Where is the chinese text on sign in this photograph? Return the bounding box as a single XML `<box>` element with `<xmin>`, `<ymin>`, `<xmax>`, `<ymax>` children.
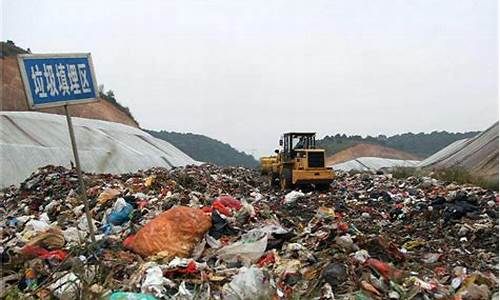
<box><xmin>18</xmin><ymin>54</ymin><xmax>98</xmax><ymax>109</ymax></box>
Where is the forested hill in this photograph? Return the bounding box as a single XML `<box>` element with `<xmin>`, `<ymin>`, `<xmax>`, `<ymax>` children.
<box><xmin>318</xmin><ymin>131</ymin><xmax>480</xmax><ymax>158</ymax></box>
<box><xmin>147</xmin><ymin>129</ymin><xmax>479</xmax><ymax>168</ymax></box>
<box><xmin>146</xmin><ymin>130</ymin><xmax>258</xmax><ymax>168</ymax></box>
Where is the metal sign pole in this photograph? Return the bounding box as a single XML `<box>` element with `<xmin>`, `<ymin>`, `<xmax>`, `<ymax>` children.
<box><xmin>64</xmin><ymin>105</ymin><xmax>96</xmax><ymax>243</ymax></box>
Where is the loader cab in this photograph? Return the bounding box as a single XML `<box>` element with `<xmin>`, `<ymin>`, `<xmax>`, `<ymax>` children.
<box><xmin>281</xmin><ymin>132</ymin><xmax>317</xmax><ymax>160</ymax></box>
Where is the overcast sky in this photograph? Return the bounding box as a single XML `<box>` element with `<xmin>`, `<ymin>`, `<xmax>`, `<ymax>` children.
<box><xmin>2</xmin><ymin>0</ymin><xmax>498</xmax><ymax>157</ymax></box>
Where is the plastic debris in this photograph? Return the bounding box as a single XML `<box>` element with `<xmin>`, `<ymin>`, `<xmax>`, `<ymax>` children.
<box><xmin>222</xmin><ymin>266</ymin><xmax>273</xmax><ymax>300</ymax></box>
<box><xmin>217</xmin><ymin>231</ymin><xmax>268</xmax><ymax>265</ymax></box>
<box><xmin>0</xmin><ymin>164</ymin><xmax>497</xmax><ymax>299</ymax></box>
<box><xmin>284</xmin><ymin>190</ymin><xmax>305</xmax><ymax>204</ymax></box>
<box><xmin>141</xmin><ymin>265</ymin><xmax>172</xmax><ymax>298</ymax></box>
<box><xmin>97</xmin><ymin>188</ymin><xmax>121</xmax><ymax>205</ymax></box>
<box><xmin>48</xmin><ymin>272</ymin><xmax>80</xmax><ymax>300</ymax></box>
<box><xmin>322</xmin><ymin>262</ymin><xmax>347</xmax><ymax>287</ymax></box>
<box><xmin>107</xmin><ymin>198</ymin><xmax>133</xmax><ymax>225</ymax></box>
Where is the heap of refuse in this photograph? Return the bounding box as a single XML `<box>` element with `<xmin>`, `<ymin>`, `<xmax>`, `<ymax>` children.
<box><xmin>1</xmin><ymin>164</ymin><xmax>498</xmax><ymax>299</ymax></box>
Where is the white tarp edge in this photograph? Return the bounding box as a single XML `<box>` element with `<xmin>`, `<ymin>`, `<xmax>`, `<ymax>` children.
<box><xmin>330</xmin><ymin>157</ymin><xmax>420</xmax><ymax>172</ymax></box>
<box><xmin>0</xmin><ymin>111</ymin><xmax>200</xmax><ymax>188</ymax></box>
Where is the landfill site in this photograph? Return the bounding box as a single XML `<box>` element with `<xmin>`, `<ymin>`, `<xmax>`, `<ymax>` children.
<box><xmin>1</xmin><ymin>4</ymin><xmax>500</xmax><ymax>299</ymax></box>
<box><xmin>1</xmin><ymin>40</ymin><xmax>499</xmax><ymax>300</ymax></box>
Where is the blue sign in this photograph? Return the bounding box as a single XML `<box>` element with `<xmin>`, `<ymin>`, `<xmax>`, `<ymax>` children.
<box><xmin>18</xmin><ymin>53</ymin><xmax>99</xmax><ymax>109</ymax></box>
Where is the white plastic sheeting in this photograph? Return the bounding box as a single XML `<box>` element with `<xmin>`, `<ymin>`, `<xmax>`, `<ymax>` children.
<box><xmin>418</xmin><ymin>122</ymin><xmax>498</xmax><ymax>179</ymax></box>
<box><xmin>331</xmin><ymin>157</ymin><xmax>420</xmax><ymax>172</ymax></box>
<box><xmin>417</xmin><ymin>139</ymin><xmax>469</xmax><ymax>167</ymax></box>
<box><xmin>0</xmin><ymin>111</ymin><xmax>198</xmax><ymax>188</ymax></box>
<box><xmin>418</xmin><ymin>122</ymin><xmax>498</xmax><ymax>169</ymax></box>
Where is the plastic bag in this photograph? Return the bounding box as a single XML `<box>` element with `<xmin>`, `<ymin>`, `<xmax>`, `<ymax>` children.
<box><xmin>209</xmin><ymin>210</ymin><xmax>238</xmax><ymax>239</ymax></box>
<box><xmin>77</xmin><ymin>215</ymin><xmax>97</xmax><ymax>233</ymax></box>
<box><xmin>63</xmin><ymin>227</ymin><xmax>87</xmax><ymax>244</ymax></box>
<box><xmin>316</xmin><ymin>206</ymin><xmax>336</xmax><ymax>219</ymax></box>
<box><xmin>107</xmin><ymin>198</ymin><xmax>133</xmax><ymax>225</ymax></box>
<box><xmin>216</xmin><ymin>195</ymin><xmax>242</xmax><ymax>209</ymax></box>
<box><xmin>127</xmin><ymin>206</ymin><xmax>212</xmax><ymax>258</ymax></box>
<box><xmin>222</xmin><ymin>267</ymin><xmax>273</xmax><ymax>300</ymax></box>
<box><xmin>284</xmin><ymin>190</ymin><xmax>305</xmax><ymax>204</ymax></box>
<box><xmin>364</xmin><ymin>258</ymin><xmax>403</xmax><ymax>281</ymax></box>
<box><xmin>165</xmin><ymin>257</ymin><xmax>207</xmax><ymax>275</ymax></box>
<box><xmin>323</xmin><ymin>262</ymin><xmax>347</xmax><ymax>287</ymax></box>
<box><xmin>174</xmin><ymin>281</ymin><xmax>193</xmax><ymax>299</ymax></box>
<box><xmin>141</xmin><ymin>265</ymin><xmax>172</xmax><ymax>298</ymax></box>
<box><xmin>246</xmin><ymin>224</ymin><xmax>288</xmax><ymax>237</ymax></box>
<box><xmin>211</xmin><ymin>195</ymin><xmax>241</xmax><ymax>217</ymax></box>
<box><xmin>21</xmin><ymin>245</ymin><xmax>68</xmax><ymax>261</ymax></box>
<box><xmin>23</xmin><ymin>219</ymin><xmax>51</xmax><ymax>234</ymax></box>
<box><xmin>97</xmin><ymin>188</ymin><xmax>121</xmax><ymax>205</ymax></box>
<box><xmin>217</xmin><ymin>231</ymin><xmax>267</xmax><ymax>265</ymax></box>
<box><xmin>352</xmin><ymin>249</ymin><xmax>370</xmax><ymax>263</ymax></box>
<box><xmin>239</xmin><ymin>199</ymin><xmax>256</xmax><ymax>218</ymax></box>
<box><xmin>48</xmin><ymin>272</ymin><xmax>80</xmax><ymax>300</ymax></box>
<box><xmin>335</xmin><ymin>234</ymin><xmax>355</xmax><ymax>252</ymax></box>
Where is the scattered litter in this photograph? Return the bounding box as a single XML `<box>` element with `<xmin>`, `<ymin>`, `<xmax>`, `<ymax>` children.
<box><xmin>0</xmin><ymin>164</ymin><xmax>497</xmax><ymax>299</ymax></box>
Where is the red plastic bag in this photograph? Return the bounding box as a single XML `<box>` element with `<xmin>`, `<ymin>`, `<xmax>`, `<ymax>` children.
<box><xmin>178</xmin><ymin>260</ymin><xmax>198</xmax><ymax>274</ymax></box>
<box><xmin>364</xmin><ymin>258</ymin><xmax>403</xmax><ymax>280</ymax></box>
<box><xmin>217</xmin><ymin>195</ymin><xmax>242</xmax><ymax>210</ymax></box>
<box><xmin>127</xmin><ymin>206</ymin><xmax>212</xmax><ymax>258</ymax></box>
<box><xmin>212</xmin><ymin>200</ymin><xmax>232</xmax><ymax>216</ymax></box>
<box><xmin>257</xmin><ymin>252</ymin><xmax>276</xmax><ymax>267</ymax></box>
<box><xmin>22</xmin><ymin>245</ymin><xmax>67</xmax><ymax>261</ymax></box>
<box><xmin>212</xmin><ymin>195</ymin><xmax>242</xmax><ymax>216</ymax></box>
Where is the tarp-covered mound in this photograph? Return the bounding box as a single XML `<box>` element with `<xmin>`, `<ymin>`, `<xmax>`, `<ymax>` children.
<box><xmin>419</xmin><ymin>122</ymin><xmax>499</xmax><ymax>181</ymax></box>
<box><xmin>330</xmin><ymin>157</ymin><xmax>420</xmax><ymax>172</ymax></box>
<box><xmin>0</xmin><ymin>111</ymin><xmax>199</xmax><ymax>188</ymax></box>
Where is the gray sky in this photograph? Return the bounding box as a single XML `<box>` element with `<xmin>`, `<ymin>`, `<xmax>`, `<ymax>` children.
<box><xmin>2</xmin><ymin>0</ymin><xmax>498</xmax><ymax>158</ymax></box>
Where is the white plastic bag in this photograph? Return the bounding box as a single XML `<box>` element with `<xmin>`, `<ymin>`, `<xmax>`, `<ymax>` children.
<box><xmin>141</xmin><ymin>265</ymin><xmax>173</xmax><ymax>298</ymax></box>
<box><xmin>63</xmin><ymin>227</ymin><xmax>87</xmax><ymax>244</ymax></box>
<box><xmin>243</xmin><ymin>224</ymin><xmax>288</xmax><ymax>240</ymax></box>
<box><xmin>24</xmin><ymin>219</ymin><xmax>50</xmax><ymax>232</ymax></box>
<box><xmin>49</xmin><ymin>272</ymin><xmax>80</xmax><ymax>300</ymax></box>
<box><xmin>77</xmin><ymin>215</ymin><xmax>97</xmax><ymax>233</ymax></box>
<box><xmin>217</xmin><ymin>232</ymin><xmax>267</xmax><ymax>265</ymax></box>
<box><xmin>284</xmin><ymin>190</ymin><xmax>305</xmax><ymax>204</ymax></box>
<box><xmin>222</xmin><ymin>267</ymin><xmax>273</xmax><ymax>300</ymax></box>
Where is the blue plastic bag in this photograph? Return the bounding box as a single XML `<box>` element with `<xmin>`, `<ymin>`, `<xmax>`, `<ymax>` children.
<box><xmin>107</xmin><ymin>198</ymin><xmax>133</xmax><ymax>225</ymax></box>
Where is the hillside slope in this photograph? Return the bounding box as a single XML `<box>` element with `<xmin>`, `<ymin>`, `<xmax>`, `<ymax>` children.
<box><xmin>0</xmin><ymin>41</ymin><xmax>139</xmax><ymax>128</ymax></box>
<box><xmin>147</xmin><ymin>130</ymin><xmax>258</xmax><ymax>168</ymax></box>
<box><xmin>326</xmin><ymin>143</ymin><xmax>420</xmax><ymax>165</ymax></box>
<box><xmin>318</xmin><ymin>131</ymin><xmax>479</xmax><ymax>158</ymax></box>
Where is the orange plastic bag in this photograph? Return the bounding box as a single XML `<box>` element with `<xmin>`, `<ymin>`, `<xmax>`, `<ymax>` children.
<box><xmin>127</xmin><ymin>206</ymin><xmax>212</xmax><ymax>258</ymax></box>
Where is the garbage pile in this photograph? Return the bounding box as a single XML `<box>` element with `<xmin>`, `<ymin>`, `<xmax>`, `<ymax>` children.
<box><xmin>1</xmin><ymin>164</ymin><xmax>498</xmax><ymax>299</ymax></box>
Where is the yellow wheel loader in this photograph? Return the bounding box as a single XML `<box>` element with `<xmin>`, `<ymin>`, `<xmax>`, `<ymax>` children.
<box><xmin>260</xmin><ymin>132</ymin><xmax>335</xmax><ymax>190</ymax></box>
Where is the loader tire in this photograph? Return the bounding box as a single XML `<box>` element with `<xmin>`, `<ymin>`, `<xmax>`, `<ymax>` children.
<box><xmin>317</xmin><ymin>183</ymin><xmax>331</xmax><ymax>191</ymax></box>
<box><xmin>280</xmin><ymin>168</ymin><xmax>292</xmax><ymax>191</ymax></box>
<box><xmin>268</xmin><ymin>174</ymin><xmax>277</xmax><ymax>186</ymax></box>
